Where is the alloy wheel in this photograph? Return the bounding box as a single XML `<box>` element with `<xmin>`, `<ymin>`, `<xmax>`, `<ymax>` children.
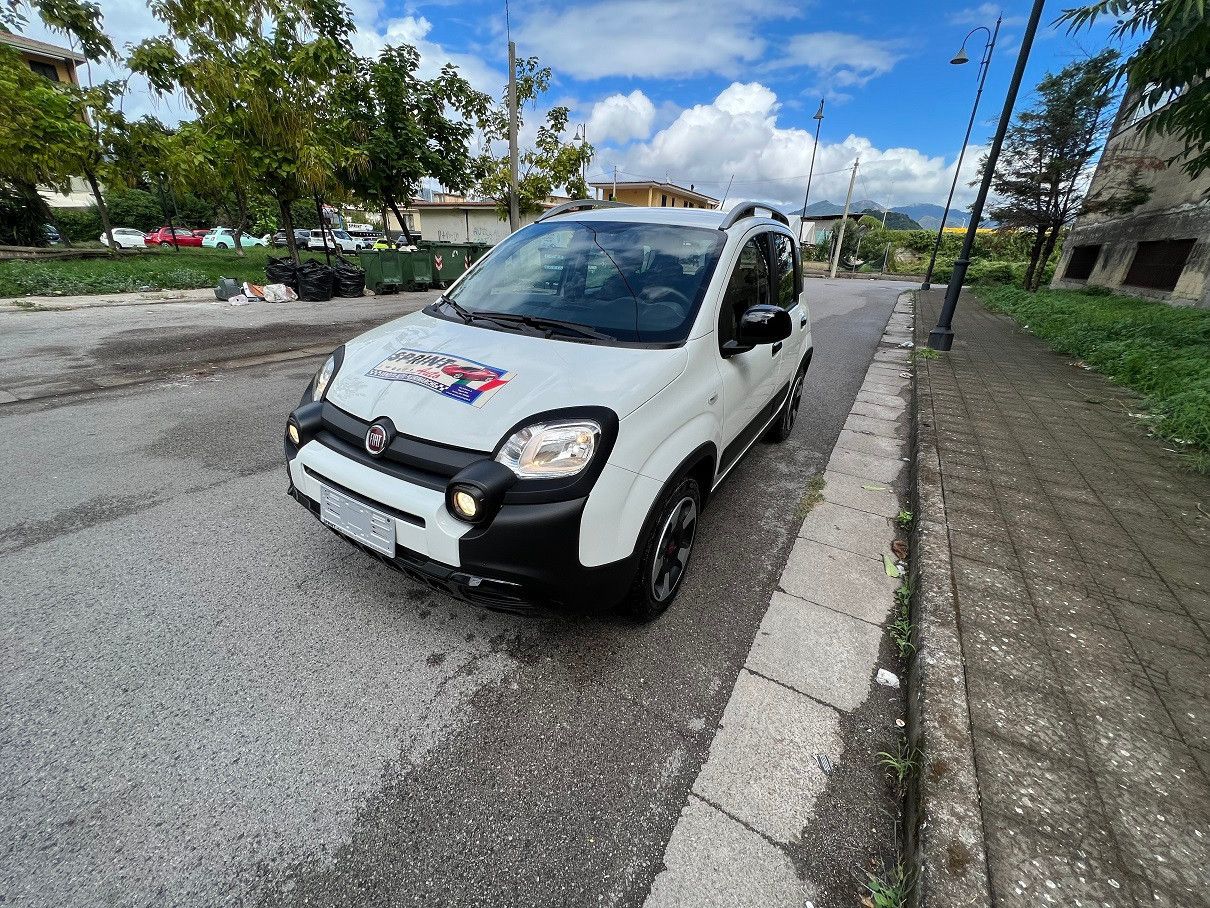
<box><xmin>650</xmin><ymin>496</ymin><xmax>697</xmax><ymax>602</ymax></box>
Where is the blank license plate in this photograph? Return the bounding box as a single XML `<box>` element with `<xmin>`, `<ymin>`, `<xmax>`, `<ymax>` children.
<box><xmin>319</xmin><ymin>485</ymin><xmax>396</xmax><ymax>556</ymax></box>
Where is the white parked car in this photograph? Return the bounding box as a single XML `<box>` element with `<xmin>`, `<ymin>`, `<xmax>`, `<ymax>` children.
<box><xmin>308</xmin><ymin>228</ymin><xmax>368</xmax><ymax>253</ymax></box>
<box><xmin>100</xmin><ymin>228</ymin><xmax>146</xmax><ymax>248</ymax></box>
<box><xmin>201</xmin><ymin>228</ymin><xmax>267</xmax><ymax>249</ymax></box>
<box><xmin>284</xmin><ymin>200</ymin><xmax>813</xmax><ymax>620</ymax></box>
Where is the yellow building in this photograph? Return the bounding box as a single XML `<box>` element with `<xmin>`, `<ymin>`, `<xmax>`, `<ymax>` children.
<box><xmin>1</xmin><ymin>31</ymin><xmax>93</xmax><ymax>208</ymax></box>
<box><xmin>0</xmin><ymin>30</ymin><xmax>84</xmax><ymax>86</ymax></box>
<box><xmin>589</xmin><ymin>180</ymin><xmax>718</xmax><ymax>209</ymax></box>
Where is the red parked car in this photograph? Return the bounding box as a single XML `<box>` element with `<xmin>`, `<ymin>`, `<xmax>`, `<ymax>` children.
<box><xmin>145</xmin><ymin>227</ymin><xmax>204</xmax><ymax>247</ymax></box>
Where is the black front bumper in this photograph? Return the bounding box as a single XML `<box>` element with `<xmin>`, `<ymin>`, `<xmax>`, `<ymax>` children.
<box><xmin>289</xmin><ymin>483</ymin><xmax>637</xmax><ymax>614</ymax></box>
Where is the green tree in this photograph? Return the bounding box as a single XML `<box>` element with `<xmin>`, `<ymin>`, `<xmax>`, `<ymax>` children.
<box><xmin>473</xmin><ymin>55</ymin><xmax>593</xmax><ymax>218</ymax></box>
<box><xmin>1060</xmin><ymin>0</ymin><xmax>1210</xmax><ymax>180</ymax></box>
<box><xmin>341</xmin><ymin>45</ymin><xmax>489</xmax><ymax>244</ymax></box>
<box><xmin>130</xmin><ymin>0</ymin><xmax>360</xmax><ymax>260</ymax></box>
<box><xmin>0</xmin><ymin>34</ymin><xmax>129</xmax><ymax>252</ymax></box>
<box><xmin>986</xmin><ymin>50</ymin><xmax>1119</xmax><ymax>290</ymax></box>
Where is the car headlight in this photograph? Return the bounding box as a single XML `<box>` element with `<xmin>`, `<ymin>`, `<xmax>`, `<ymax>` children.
<box><xmin>495</xmin><ymin>419</ymin><xmax>601</xmax><ymax>478</ymax></box>
<box><xmin>313</xmin><ymin>353</ymin><xmax>338</xmax><ymax>401</ymax></box>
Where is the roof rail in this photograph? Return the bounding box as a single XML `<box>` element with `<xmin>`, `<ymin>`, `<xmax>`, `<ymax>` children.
<box><xmin>718</xmin><ymin>201</ymin><xmax>791</xmax><ymax>231</ymax></box>
<box><xmin>535</xmin><ymin>199</ymin><xmax>632</xmax><ymax>223</ymax></box>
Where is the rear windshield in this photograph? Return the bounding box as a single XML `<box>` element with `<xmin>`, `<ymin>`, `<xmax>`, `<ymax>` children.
<box><xmin>445</xmin><ymin>220</ymin><xmax>727</xmax><ymax>344</ymax></box>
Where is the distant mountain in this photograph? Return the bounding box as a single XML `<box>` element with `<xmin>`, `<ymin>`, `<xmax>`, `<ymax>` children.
<box><xmin>890</xmin><ymin>203</ymin><xmax>971</xmax><ymax>231</ymax></box>
<box><xmin>797</xmin><ymin>199</ymin><xmax>881</xmax><ymax>217</ymax></box>
<box><xmin>861</xmin><ymin>208</ymin><xmax>921</xmax><ymax>230</ymax></box>
<box><xmin>794</xmin><ymin>199</ymin><xmax>971</xmax><ymax>231</ymax></box>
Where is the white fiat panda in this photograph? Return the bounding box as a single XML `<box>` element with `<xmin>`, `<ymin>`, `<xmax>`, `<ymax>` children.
<box><xmin>285</xmin><ymin>200</ymin><xmax>813</xmax><ymax>620</ymax></box>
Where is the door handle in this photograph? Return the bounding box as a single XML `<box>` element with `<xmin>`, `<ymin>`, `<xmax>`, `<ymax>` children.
<box><xmin>799</xmin><ymin>316</ymin><xmax>808</xmax><ymax>328</ymax></box>
<box><xmin>772</xmin><ymin>342</ymin><xmax>783</xmax><ymax>356</ymax></box>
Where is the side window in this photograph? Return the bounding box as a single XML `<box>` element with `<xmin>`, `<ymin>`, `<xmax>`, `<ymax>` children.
<box><xmin>773</xmin><ymin>234</ymin><xmax>800</xmax><ymax>310</ymax></box>
<box><xmin>718</xmin><ymin>235</ymin><xmax>771</xmax><ymax>350</ymax></box>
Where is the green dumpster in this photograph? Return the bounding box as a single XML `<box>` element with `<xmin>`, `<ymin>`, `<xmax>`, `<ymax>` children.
<box><xmin>358</xmin><ymin>249</ymin><xmax>406</xmax><ymax>293</ymax></box>
<box><xmin>425</xmin><ymin>242</ymin><xmax>474</xmax><ymax>287</ymax></box>
<box><xmin>404</xmin><ymin>250</ymin><xmax>434</xmax><ymax>290</ymax></box>
<box><xmin>358</xmin><ymin>250</ymin><xmax>383</xmax><ymax>292</ymax></box>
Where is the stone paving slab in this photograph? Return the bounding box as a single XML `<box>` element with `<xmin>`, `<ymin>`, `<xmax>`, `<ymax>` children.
<box><xmin>820</xmin><ymin>471</ymin><xmax>900</xmax><ymax>518</ymax></box>
<box><xmin>692</xmin><ymin>670</ymin><xmax>841</xmax><ymax>844</ymax></box>
<box><xmin>913</xmin><ymin>289</ymin><xmax>1210</xmax><ymax>908</ymax></box>
<box><xmin>644</xmin><ymin>796</ymin><xmax>814</xmax><ymax>908</ymax></box>
<box><xmin>747</xmin><ymin>593</ymin><xmax>884</xmax><ymax>710</ymax></box>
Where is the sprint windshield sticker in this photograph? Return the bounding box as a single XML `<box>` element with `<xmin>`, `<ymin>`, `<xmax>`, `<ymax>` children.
<box><xmin>366</xmin><ymin>348</ymin><xmax>515</xmax><ymax>407</ymax></box>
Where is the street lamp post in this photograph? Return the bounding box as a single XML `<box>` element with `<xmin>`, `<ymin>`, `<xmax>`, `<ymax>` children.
<box><xmin>921</xmin><ymin>16</ymin><xmax>1001</xmax><ymax>291</ymax></box>
<box><xmin>928</xmin><ymin>0</ymin><xmax>1046</xmax><ymax>350</ymax></box>
<box><xmin>799</xmin><ymin>99</ymin><xmax>825</xmax><ymax>240</ymax></box>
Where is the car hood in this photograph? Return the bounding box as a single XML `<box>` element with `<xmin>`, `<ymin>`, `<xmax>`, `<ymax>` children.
<box><xmin>325</xmin><ymin>310</ymin><xmax>687</xmax><ymax>451</ymax></box>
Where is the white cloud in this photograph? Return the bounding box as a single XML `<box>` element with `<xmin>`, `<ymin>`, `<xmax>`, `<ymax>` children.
<box><xmin>769</xmin><ymin>32</ymin><xmax>904</xmax><ymax>90</ymax></box>
<box><xmin>950</xmin><ymin>4</ymin><xmax>1026</xmax><ymax>28</ymax></box>
<box><xmin>352</xmin><ymin>13</ymin><xmax>504</xmax><ymax>94</ymax></box>
<box><xmin>586</xmin><ymin>90</ymin><xmax>657</xmax><ymax>144</ymax></box>
<box><xmin>516</xmin><ymin>0</ymin><xmax>781</xmax><ymax>79</ymax></box>
<box><xmin>601</xmin><ymin>81</ymin><xmax>987</xmax><ymax>211</ymax></box>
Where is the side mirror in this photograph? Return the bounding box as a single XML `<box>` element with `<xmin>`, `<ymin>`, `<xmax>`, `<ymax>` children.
<box><xmin>724</xmin><ymin>304</ymin><xmax>791</xmax><ymax>356</ymax></box>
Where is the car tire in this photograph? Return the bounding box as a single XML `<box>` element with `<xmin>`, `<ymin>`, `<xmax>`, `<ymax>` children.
<box><xmin>619</xmin><ymin>475</ymin><xmax>701</xmax><ymax>622</ymax></box>
<box><xmin>766</xmin><ymin>362</ymin><xmax>807</xmax><ymax>443</ymax></box>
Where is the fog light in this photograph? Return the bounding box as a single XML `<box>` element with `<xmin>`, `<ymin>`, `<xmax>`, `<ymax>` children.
<box><xmin>452</xmin><ymin>489</ymin><xmax>480</xmax><ymax>520</ymax></box>
<box><xmin>287</xmin><ymin>423</ymin><xmax>301</xmax><ymax>445</ymax></box>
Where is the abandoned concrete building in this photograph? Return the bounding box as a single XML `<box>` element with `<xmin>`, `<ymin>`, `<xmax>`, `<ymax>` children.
<box><xmin>1052</xmin><ymin>87</ymin><xmax>1209</xmax><ymax>307</ymax></box>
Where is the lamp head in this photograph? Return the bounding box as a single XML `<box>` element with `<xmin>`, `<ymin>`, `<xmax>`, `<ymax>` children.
<box><xmin>812</xmin><ymin>99</ymin><xmax>825</xmax><ymax>120</ymax></box>
<box><xmin>950</xmin><ymin>47</ymin><xmax>970</xmax><ymax>65</ymax></box>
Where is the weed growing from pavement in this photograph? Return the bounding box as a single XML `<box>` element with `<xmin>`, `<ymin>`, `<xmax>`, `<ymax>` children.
<box><xmin>864</xmin><ymin>862</ymin><xmax>913</xmax><ymax>908</ymax></box>
<box><xmin>795</xmin><ymin>473</ymin><xmax>826</xmax><ymax>520</ymax></box>
<box><xmin>981</xmin><ymin>284</ymin><xmax>1210</xmax><ymax>466</ymax></box>
<box><xmin>912</xmin><ymin>347</ymin><xmax>940</xmax><ymax>361</ymax></box>
<box><xmin>877</xmin><ymin>738</ymin><xmax>919</xmax><ymax>789</ymax></box>
<box><xmin>895</xmin><ymin>509</ymin><xmax>913</xmax><ymax>527</ymax></box>
<box><xmin>888</xmin><ymin>606</ymin><xmax>915</xmax><ymax>659</ymax></box>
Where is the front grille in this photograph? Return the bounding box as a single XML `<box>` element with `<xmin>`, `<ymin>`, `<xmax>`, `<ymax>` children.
<box><xmin>320</xmin><ymin>402</ymin><xmax>487</xmax><ymax>486</ymax></box>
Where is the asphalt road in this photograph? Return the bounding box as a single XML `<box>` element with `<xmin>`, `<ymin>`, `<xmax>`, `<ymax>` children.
<box><xmin>0</xmin><ymin>279</ymin><xmax>909</xmax><ymax>907</ymax></box>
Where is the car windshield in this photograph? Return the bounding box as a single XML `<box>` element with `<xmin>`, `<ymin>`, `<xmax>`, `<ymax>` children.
<box><xmin>445</xmin><ymin>220</ymin><xmax>726</xmax><ymax>343</ymax></box>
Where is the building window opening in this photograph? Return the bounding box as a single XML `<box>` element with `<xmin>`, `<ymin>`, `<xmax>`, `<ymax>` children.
<box><xmin>1064</xmin><ymin>244</ymin><xmax>1101</xmax><ymax>281</ymax></box>
<box><xmin>1123</xmin><ymin>238</ymin><xmax>1195</xmax><ymax>292</ymax></box>
<box><xmin>28</xmin><ymin>61</ymin><xmax>60</xmax><ymax>81</ymax></box>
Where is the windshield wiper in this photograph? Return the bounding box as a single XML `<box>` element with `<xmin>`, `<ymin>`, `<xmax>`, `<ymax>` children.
<box><xmin>478</xmin><ymin>312</ymin><xmax>615</xmax><ymax>340</ymax></box>
<box><xmin>437</xmin><ymin>297</ymin><xmax>540</xmax><ymax>334</ymax></box>
<box><xmin>437</xmin><ymin>295</ymin><xmax>473</xmax><ymax>323</ymax></box>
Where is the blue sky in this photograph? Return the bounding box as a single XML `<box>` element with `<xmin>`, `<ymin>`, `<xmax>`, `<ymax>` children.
<box><xmin>26</xmin><ymin>0</ymin><xmax>1127</xmax><ymax>210</ymax></box>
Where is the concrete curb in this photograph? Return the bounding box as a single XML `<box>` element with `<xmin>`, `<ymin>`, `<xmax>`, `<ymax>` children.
<box><xmin>643</xmin><ymin>293</ymin><xmax>914</xmax><ymax>908</ymax></box>
<box><xmin>904</xmin><ymin>294</ymin><xmax>991</xmax><ymax>908</ymax></box>
<box><xmin>0</xmin><ymin>286</ymin><xmax>218</xmax><ymax>312</ymax></box>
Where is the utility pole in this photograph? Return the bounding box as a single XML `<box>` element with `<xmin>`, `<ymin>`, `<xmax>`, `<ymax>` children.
<box><xmin>928</xmin><ymin>0</ymin><xmax>1044</xmax><ymax>350</ymax></box>
<box><xmin>611</xmin><ymin>164</ymin><xmax>617</xmax><ymax>201</ymax></box>
<box><xmin>829</xmin><ymin>159</ymin><xmax>859</xmax><ymax>279</ymax></box>
<box><xmin>506</xmin><ymin>40</ymin><xmax>520</xmax><ymax>232</ymax></box>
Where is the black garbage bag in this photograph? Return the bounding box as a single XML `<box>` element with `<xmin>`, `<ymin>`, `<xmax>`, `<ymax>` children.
<box><xmin>332</xmin><ymin>256</ymin><xmax>366</xmax><ymax>297</ymax></box>
<box><xmin>265</xmin><ymin>255</ymin><xmax>299</xmax><ymax>289</ymax></box>
<box><xmin>297</xmin><ymin>259</ymin><xmax>334</xmax><ymax>301</ymax></box>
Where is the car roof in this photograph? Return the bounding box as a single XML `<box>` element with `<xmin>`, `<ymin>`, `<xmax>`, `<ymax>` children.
<box><xmin>546</xmin><ymin>205</ymin><xmax>792</xmax><ymax>234</ymax></box>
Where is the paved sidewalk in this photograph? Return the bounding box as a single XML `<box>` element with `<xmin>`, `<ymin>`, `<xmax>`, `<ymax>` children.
<box><xmin>0</xmin><ymin>287</ymin><xmax>217</xmax><ymax>311</ymax></box>
<box><xmin>645</xmin><ymin>294</ymin><xmax>915</xmax><ymax>907</ymax></box>
<box><xmin>915</xmin><ymin>290</ymin><xmax>1209</xmax><ymax>908</ymax></box>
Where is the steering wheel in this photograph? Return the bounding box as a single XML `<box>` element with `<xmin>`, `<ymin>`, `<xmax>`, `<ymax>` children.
<box><xmin>643</xmin><ymin>286</ymin><xmax>692</xmax><ymax>321</ymax></box>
